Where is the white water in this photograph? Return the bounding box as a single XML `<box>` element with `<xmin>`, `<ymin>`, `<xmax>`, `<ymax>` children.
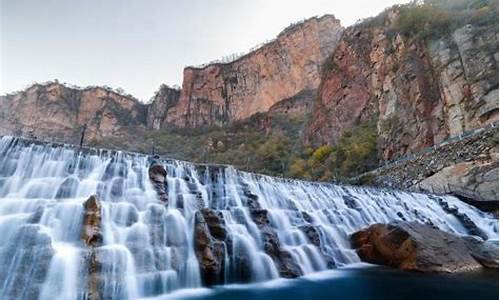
<box><xmin>0</xmin><ymin>136</ymin><xmax>497</xmax><ymax>300</ymax></box>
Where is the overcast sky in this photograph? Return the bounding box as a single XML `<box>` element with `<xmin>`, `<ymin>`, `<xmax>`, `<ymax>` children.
<box><xmin>1</xmin><ymin>0</ymin><xmax>408</xmax><ymax>101</ymax></box>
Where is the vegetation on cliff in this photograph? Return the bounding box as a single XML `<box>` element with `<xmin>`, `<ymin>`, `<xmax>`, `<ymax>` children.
<box><xmin>3</xmin><ymin>0</ymin><xmax>497</xmax><ymax>186</ymax></box>
<box><xmin>391</xmin><ymin>0</ymin><xmax>498</xmax><ymax>40</ymax></box>
<box><xmin>94</xmin><ymin>115</ymin><xmax>379</xmax><ymax>182</ymax></box>
<box><xmin>288</xmin><ymin>121</ymin><xmax>379</xmax><ymax>181</ymax></box>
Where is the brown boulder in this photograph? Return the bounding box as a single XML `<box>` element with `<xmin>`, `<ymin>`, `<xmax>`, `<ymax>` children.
<box><xmin>81</xmin><ymin>195</ymin><xmax>103</xmax><ymax>247</ymax></box>
<box><xmin>351</xmin><ymin>221</ymin><xmax>497</xmax><ymax>273</ymax></box>
<box><xmin>193</xmin><ymin>208</ymin><xmax>229</xmax><ymax>286</ymax></box>
<box><xmin>81</xmin><ymin>195</ymin><xmax>103</xmax><ymax>300</ymax></box>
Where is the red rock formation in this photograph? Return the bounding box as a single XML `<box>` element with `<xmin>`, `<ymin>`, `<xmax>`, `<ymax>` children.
<box><xmin>0</xmin><ymin>82</ymin><xmax>147</xmax><ymax>143</ymax></box>
<box><xmin>305</xmin><ymin>10</ymin><xmax>498</xmax><ymax>161</ymax></box>
<box><xmin>0</xmin><ymin>6</ymin><xmax>497</xmax><ymax>171</ymax></box>
<box><xmin>1</xmin><ymin>15</ymin><xmax>342</xmax><ymax>141</ymax></box>
<box><xmin>160</xmin><ymin>15</ymin><xmax>343</xmax><ymax>128</ymax></box>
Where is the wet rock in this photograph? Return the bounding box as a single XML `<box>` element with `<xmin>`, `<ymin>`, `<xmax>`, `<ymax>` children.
<box><xmin>27</xmin><ymin>205</ymin><xmax>45</xmax><ymax>223</ymax></box>
<box><xmin>342</xmin><ymin>195</ymin><xmax>360</xmax><ymax>210</ymax></box>
<box><xmin>436</xmin><ymin>198</ymin><xmax>488</xmax><ymax>240</ymax></box>
<box><xmin>462</xmin><ymin>236</ymin><xmax>499</xmax><ymax>269</ymax></box>
<box><xmin>261</xmin><ymin>229</ymin><xmax>303</xmax><ymax>278</ymax></box>
<box><xmin>110</xmin><ymin>177</ymin><xmax>125</xmax><ymax>199</ymax></box>
<box><xmin>55</xmin><ymin>176</ymin><xmax>79</xmax><ymax>199</ymax></box>
<box><xmin>243</xmin><ymin>189</ymin><xmax>261</xmax><ymax>210</ymax></box>
<box><xmin>144</xmin><ymin>204</ymin><xmax>168</xmax><ymax>246</ymax></box>
<box><xmin>102</xmin><ymin>161</ymin><xmax>128</xmax><ymax>180</ymax></box>
<box><xmin>148</xmin><ymin>162</ymin><xmax>168</xmax><ymax>204</ymax></box>
<box><xmin>301</xmin><ymin>211</ymin><xmax>313</xmax><ymax>223</ymax></box>
<box><xmin>193</xmin><ymin>208</ymin><xmax>229</xmax><ymax>286</ymax></box>
<box><xmin>299</xmin><ymin>225</ymin><xmax>321</xmax><ymax>247</ymax></box>
<box><xmin>299</xmin><ymin>225</ymin><xmax>336</xmax><ymax>268</ymax></box>
<box><xmin>81</xmin><ymin>195</ymin><xmax>103</xmax><ymax>300</ymax></box>
<box><xmin>249</xmin><ymin>208</ymin><xmax>302</xmax><ymax>278</ymax></box>
<box><xmin>351</xmin><ymin>221</ymin><xmax>495</xmax><ymax>273</ymax></box>
<box><xmin>201</xmin><ymin>208</ymin><xmax>227</xmax><ymax>241</ymax></box>
<box><xmin>249</xmin><ymin>209</ymin><xmax>270</xmax><ymax>226</ymax></box>
<box><xmin>81</xmin><ymin>195</ymin><xmax>103</xmax><ymax>247</ymax></box>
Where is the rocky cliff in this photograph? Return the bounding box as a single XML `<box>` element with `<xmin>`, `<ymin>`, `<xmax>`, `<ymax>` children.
<box><xmin>0</xmin><ymin>82</ymin><xmax>147</xmax><ymax>143</ymax></box>
<box><xmin>0</xmin><ymin>2</ymin><xmax>498</xmax><ymax>200</ymax></box>
<box><xmin>305</xmin><ymin>6</ymin><xmax>498</xmax><ymax>161</ymax></box>
<box><xmin>150</xmin><ymin>15</ymin><xmax>343</xmax><ymax>128</ymax></box>
<box><xmin>1</xmin><ymin>15</ymin><xmax>343</xmax><ymax>141</ymax></box>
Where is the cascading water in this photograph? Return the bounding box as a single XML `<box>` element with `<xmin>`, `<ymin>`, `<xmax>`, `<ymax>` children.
<box><xmin>0</xmin><ymin>136</ymin><xmax>497</xmax><ymax>299</ymax></box>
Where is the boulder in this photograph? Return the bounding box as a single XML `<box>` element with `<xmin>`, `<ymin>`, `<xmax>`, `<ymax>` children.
<box><xmin>299</xmin><ymin>224</ymin><xmax>336</xmax><ymax>268</ymax></box>
<box><xmin>81</xmin><ymin>195</ymin><xmax>103</xmax><ymax>247</ymax></box>
<box><xmin>148</xmin><ymin>162</ymin><xmax>168</xmax><ymax>204</ymax></box>
<box><xmin>351</xmin><ymin>221</ymin><xmax>497</xmax><ymax>273</ymax></box>
<box><xmin>249</xmin><ymin>208</ymin><xmax>303</xmax><ymax>278</ymax></box>
<box><xmin>193</xmin><ymin>208</ymin><xmax>229</xmax><ymax>286</ymax></box>
<box><xmin>81</xmin><ymin>195</ymin><xmax>103</xmax><ymax>300</ymax></box>
<box><xmin>462</xmin><ymin>236</ymin><xmax>499</xmax><ymax>269</ymax></box>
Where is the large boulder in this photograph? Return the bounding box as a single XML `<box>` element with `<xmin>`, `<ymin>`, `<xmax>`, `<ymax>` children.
<box><xmin>351</xmin><ymin>221</ymin><xmax>498</xmax><ymax>273</ymax></box>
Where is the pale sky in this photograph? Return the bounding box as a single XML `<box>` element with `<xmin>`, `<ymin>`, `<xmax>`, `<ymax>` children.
<box><xmin>1</xmin><ymin>0</ymin><xmax>409</xmax><ymax>101</ymax></box>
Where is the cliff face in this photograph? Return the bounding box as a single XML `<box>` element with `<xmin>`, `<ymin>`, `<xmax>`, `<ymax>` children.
<box><xmin>1</xmin><ymin>15</ymin><xmax>343</xmax><ymax>142</ymax></box>
<box><xmin>158</xmin><ymin>15</ymin><xmax>343</xmax><ymax>128</ymax></box>
<box><xmin>146</xmin><ymin>85</ymin><xmax>181</xmax><ymax>130</ymax></box>
<box><xmin>0</xmin><ymin>83</ymin><xmax>147</xmax><ymax>143</ymax></box>
<box><xmin>305</xmin><ymin>9</ymin><xmax>499</xmax><ymax>161</ymax></box>
<box><xmin>0</xmin><ymin>3</ymin><xmax>497</xmax><ymax>188</ymax></box>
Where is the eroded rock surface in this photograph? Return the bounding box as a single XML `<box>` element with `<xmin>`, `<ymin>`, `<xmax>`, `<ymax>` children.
<box><xmin>0</xmin><ymin>83</ymin><xmax>147</xmax><ymax>143</ymax></box>
<box><xmin>161</xmin><ymin>15</ymin><xmax>343</xmax><ymax>128</ymax></box>
<box><xmin>249</xmin><ymin>208</ymin><xmax>303</xmax><ymax>278</ymax></box>
<box><xmin>351</xmin><ymin>221</ymin><xmax>498</xmax><ymax>273</ymax></box>
<box><xmin>148</xmin><ymin>161</ymin><xmax>168</xmax><ymax>204</ymax></box>
<box><xmin>81</xmin><ymin>195</ymin><xmax>103</xmax><ymax>300</ymax></box>
<box><xmin>193</xmin><ymin>208</ymin><xmax>230</xmax><ymax>286</ymax></box>
<box><xmin>306</xmin><ymin>13</ymin><xmax>498</xmax><ymax>162</ymax></box>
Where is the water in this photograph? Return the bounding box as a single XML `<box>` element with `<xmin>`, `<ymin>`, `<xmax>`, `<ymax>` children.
<box><xmin>152</xmin><ymin>266</ymin><xmax>499</xmax><ymax>300</ymax></box>
<box><xmin>0</xmin><ymin>136</ymin><xmax>497</xmax><ymax>299</ymax></box>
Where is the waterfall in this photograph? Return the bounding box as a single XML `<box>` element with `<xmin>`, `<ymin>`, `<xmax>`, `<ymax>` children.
<box><xmin>0</xmin><ymin>136</ymin><xmax>497</xmax><ymax>299</ymax></box>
